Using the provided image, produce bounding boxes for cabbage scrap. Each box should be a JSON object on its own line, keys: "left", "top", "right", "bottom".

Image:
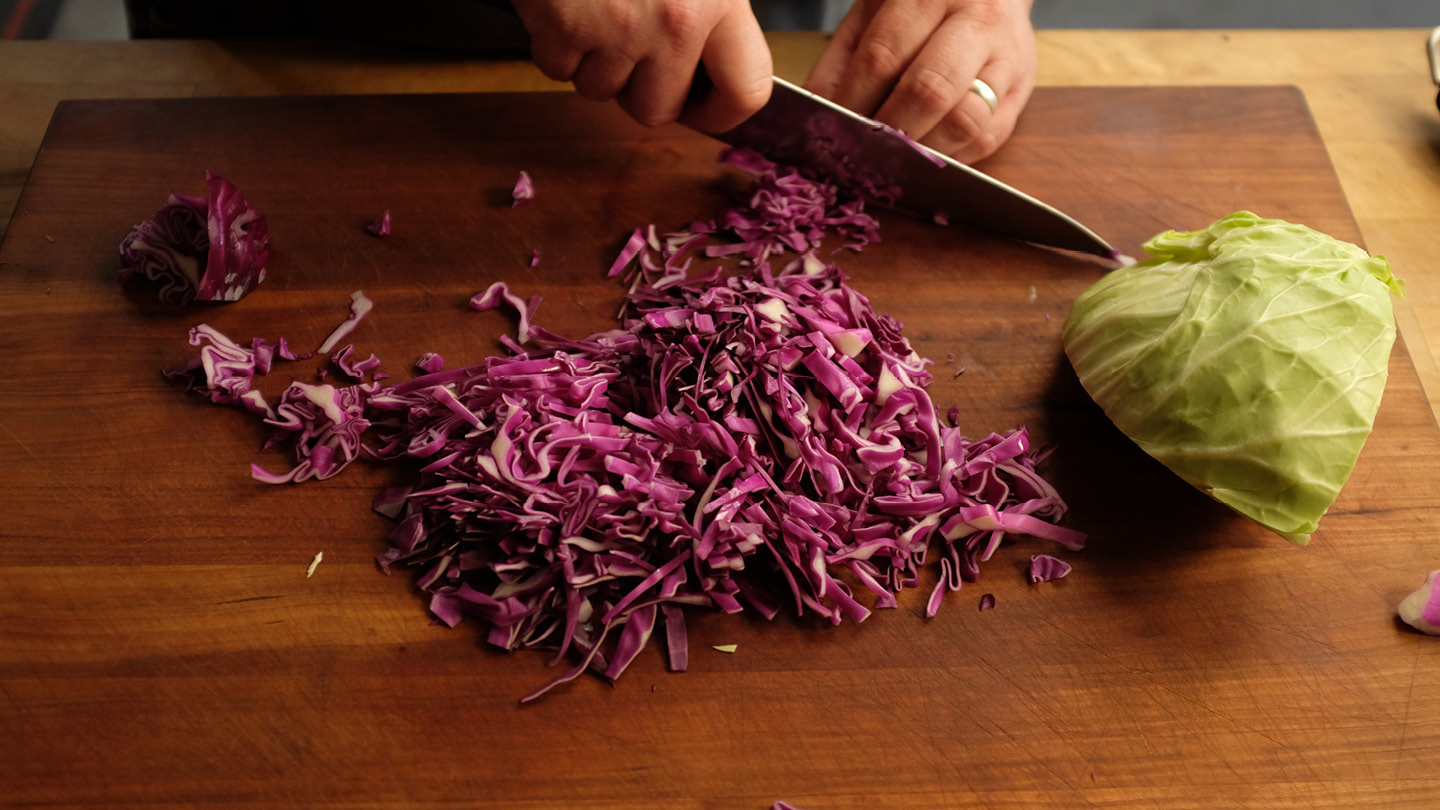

{"left": 414, "top": 353, "right": 445, "bottom": 374}
{"left": 1028, "top": 554, "right": 1072, "bottom": 583}
{"left": 511, "top": 170, "right": 535, "bottom": 206}
{"left": 316, "top": 290, "right": 374, "bottom": 355}
{"left": 1061, "top": 211, "right": 1404, "bottom": 544}
{"left": 365, "top": 209, "right": 392, "bottom": 237}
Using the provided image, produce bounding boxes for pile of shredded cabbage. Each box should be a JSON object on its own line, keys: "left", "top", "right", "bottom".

{"left": 169, "top": 150, "right": 1082, "bottom": 700}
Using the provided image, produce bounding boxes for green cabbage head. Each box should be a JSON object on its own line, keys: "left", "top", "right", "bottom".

{"left": 1061, "top": 211, "right": 1404, "bottom": 545}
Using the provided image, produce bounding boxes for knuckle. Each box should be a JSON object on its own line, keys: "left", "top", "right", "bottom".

{"left": 942, "top": 110, "right": 981, "bottom": 142}
{"left": 969, "top": 131, "right": 1000, "bottom": 160}
{"left": 901, "top": 68, "right": 959, "bottom": 118}
{"left": 600, "top": 5, "right": 642, "bottom": 46}
{"left": 942, "top": 108, "right": 1002, "bottom": 161}
{"left": 536, "top": 10, "right": 587, "bottom": 48}
{"left": 529, "top": 46, "right": 577, "bottom": 81}
{"left": 855, "top": 38, "right": 906, "bottom": 80}
{"left": 656, "top": 1, "right": 705, "bottom": 43}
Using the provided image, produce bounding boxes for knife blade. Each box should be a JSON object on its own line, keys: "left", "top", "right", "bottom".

{"left": 713, "top": 77, "right": 1116, "bottom": 259}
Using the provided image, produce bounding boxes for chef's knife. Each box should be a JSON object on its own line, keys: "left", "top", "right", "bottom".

{"left": 476, "top": 0, "right": 1113, "bottom": 257}
{"left": 714, "top": 76, "right": 1116, "bottom": 258}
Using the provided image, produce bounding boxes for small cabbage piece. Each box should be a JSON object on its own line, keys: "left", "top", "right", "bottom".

{"left": 1398, "top": 570, "right": 1440, "bottom": 636}
{"left": 365, "top": 209, "right": 392, "bottom": 237}
{"left": 118, "top": 172, "right": 270, "bottom": 304}
{"left": 511, "top": 170, "right": 534, "bottom": 206}
{"left": 1028, "top": 554, "right": 1072, "bottom": 583}
{"left": 1061, "top": 211, "right": 1404, "bottom": 544}
{"left": 414, "top": 352, "right": 445, "bottom": 374}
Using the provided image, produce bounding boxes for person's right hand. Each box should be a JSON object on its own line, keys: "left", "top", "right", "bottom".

{"left": 511, "top": 0, "right": 773, "bottom": 133}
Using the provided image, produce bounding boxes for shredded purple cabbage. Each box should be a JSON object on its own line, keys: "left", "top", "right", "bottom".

{"left": 168, "top": 157, "right": 1082, "bottom": 700}
{"left": 119, "top": 172, "right": 270, "bottom": 304}
{"left": 330, "top": 344, "right": 383, "bottom": 381}
{"left": 713, "top": 148, "right": 880, "bottom": 263}
{"left": 251, "top": 382, "right": 376, "bottom": 484}
{"left": 162, "top": 325, "right": 280, "bottom": 418}
{"left": 979, "top": 593, "right": 995, "bottom": 611}
{"left": 366, "top": 209, "right": 392, "bottom": 237}
{"left": 1028, "top": 553, "right": 1073, "bottom": 583}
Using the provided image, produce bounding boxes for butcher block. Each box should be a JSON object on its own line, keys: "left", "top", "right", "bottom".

{"left": 2, "top": 86, "right": 1438, "bottom": 809}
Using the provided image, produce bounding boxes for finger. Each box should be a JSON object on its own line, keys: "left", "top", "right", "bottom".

{"left": 920, "top": 82, "right": 997, "bottom": 163}
{"left": 801, "top": 0, "right": 871, "bottom": 100}
{"left": 680, "top": 8, "right": 772, "bottom": 133}
{"left": 528, "top": 40, "right": 584, "bottom": 83}
{"left": 571, "top": 50, "right": 638, "bottom": 103}
{"left": 509, "top": 0, "right": 584, "bottom": 82}
{"left": 830, "top": 1, "right": 947, "bottom": 117}
{"left": 871, "top": 13, "right": 989, "bottom": 141}
{"left": 926, "top": 66, "right": 1029, "bottom": 164}
{"left": 617, "top": 53, "right": 700, "bottom": 128}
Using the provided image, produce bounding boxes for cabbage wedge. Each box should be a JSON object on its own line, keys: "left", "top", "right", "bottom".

{"left": 1061, "top": 211, "right": 1404, "bottom": 544}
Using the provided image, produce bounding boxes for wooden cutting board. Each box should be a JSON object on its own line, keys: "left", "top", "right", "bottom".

{"left": 3, "top": 88, "right": 1438, "bottom": 809}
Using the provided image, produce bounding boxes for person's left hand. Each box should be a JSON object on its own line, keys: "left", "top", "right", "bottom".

{"left": 804, "top": 0, "right": 1036, "bottom": 164}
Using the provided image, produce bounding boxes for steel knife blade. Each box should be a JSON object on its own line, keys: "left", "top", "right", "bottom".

{"left": 712, "top": 77, "right": 1116, "bottom": 259}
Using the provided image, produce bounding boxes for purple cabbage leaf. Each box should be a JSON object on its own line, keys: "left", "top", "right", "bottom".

{"left": 120, "top": 172, "right": 271, "bottom": 304}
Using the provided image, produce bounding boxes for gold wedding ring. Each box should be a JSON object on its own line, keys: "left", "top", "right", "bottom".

{"left": 969, "top": 78, "right": 999, "bottom": 114}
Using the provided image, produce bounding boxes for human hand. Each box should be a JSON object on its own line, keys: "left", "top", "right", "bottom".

{"left": 511, "top": 0, "right": 773, "bottom": 133}
{"left": 804, "top": 0, "right": 1037, "bottom": 164}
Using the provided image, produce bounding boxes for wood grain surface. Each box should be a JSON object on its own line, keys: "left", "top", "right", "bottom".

{"left": 2, "top": 87, "right": 1438, "bottom": 809}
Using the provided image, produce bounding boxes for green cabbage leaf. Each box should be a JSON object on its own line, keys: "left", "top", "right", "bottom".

{"left": 1061, "top": 211, "right": 1404, "bottom": 544}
